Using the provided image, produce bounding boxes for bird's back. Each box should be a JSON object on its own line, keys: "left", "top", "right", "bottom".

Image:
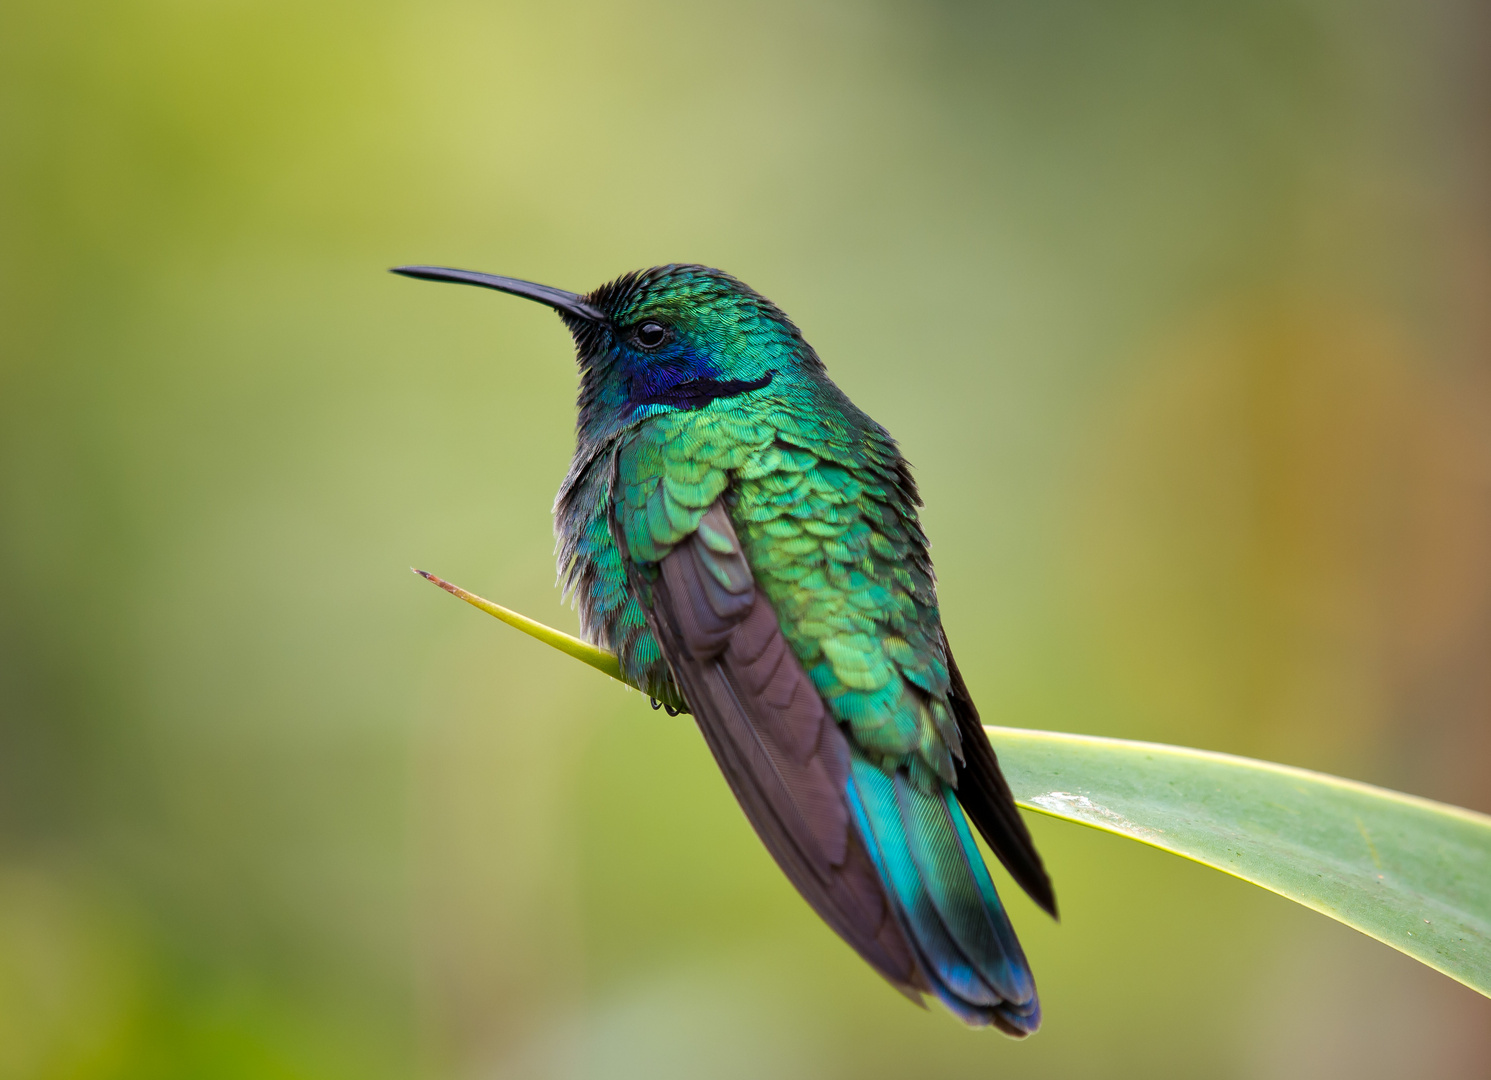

{"left": 596, "top": 376, "right": 1050, "bottom": 1031}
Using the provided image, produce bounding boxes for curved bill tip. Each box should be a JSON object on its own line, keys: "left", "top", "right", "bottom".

{"left": 390, "top": 265, "right": 603, "bottom": 322}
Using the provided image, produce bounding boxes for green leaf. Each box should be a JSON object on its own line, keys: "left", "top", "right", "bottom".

{"left": 415, "top": 571, "right": 1491, "bottom": 997}
{"left": 411, "top": 569, "right": 689, "bottom": 712}
{"left": 987, "top": 726, "right": 1491, "bottom": 997}
{"left": 414, "top": 568, "right": 626, "bottom": 678}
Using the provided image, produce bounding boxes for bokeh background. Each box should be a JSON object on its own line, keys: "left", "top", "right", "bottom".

{"left": 3, "top": 1, "right": 1490, "bottom": 1076}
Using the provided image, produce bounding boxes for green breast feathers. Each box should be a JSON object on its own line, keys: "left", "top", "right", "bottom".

{"left": 612, "top": 396, "right": 962, "bottom": 788}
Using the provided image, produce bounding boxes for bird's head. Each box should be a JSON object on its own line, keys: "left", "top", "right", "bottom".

{"left": 393, "top": 263, "right": 821, "bottom": 444}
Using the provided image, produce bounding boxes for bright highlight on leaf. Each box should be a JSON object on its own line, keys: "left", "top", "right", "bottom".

{"left": 415, "top": 569, "right": 1491, "bottom": 998}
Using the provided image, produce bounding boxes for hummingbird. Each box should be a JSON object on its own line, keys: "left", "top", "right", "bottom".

{"left": 395, "top": 263, "right": 1056, "bottom": 1034}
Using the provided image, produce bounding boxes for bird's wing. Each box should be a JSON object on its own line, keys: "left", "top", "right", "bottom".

{"left": 607, "top": 415, "right": 1047, "bottom": 1028}
{"left": 723, "top": 419, "right": 1057, "bottom": 919}
{"left": 618, "top": 496, "right": 925, "bottom": 993}
{"left": 942, "top": 640, "right": 1057, "bottom": 918}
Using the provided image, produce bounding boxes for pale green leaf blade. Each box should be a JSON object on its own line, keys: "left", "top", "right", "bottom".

{"left": 412, "top": 569, "right": 688, "bottom": 712}
{"left": 414, "top": 574, "right": 1491, "bottom": 997}
{"left": 987, "top": 725, "right": 1491, "bottom": 997}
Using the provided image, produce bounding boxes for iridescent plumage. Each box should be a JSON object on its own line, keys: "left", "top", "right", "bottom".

{"left": 396, "top": 262, "right": 1056, "bottom": 1033}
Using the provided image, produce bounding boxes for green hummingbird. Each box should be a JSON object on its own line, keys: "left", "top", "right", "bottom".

{"left": 395, "top": 263, "right": 1056, "bottom": 1034}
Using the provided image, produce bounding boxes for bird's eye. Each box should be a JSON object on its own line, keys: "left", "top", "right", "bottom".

{"left": 633, "top": 321, "right": 670, "bottom": 349}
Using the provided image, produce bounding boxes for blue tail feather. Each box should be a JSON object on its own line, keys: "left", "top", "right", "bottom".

{"left": 847, "top": 756, "right": 999, "bottom": 1015}
{"left": 942, "top": 785, "right": 1035, "bottom": 1001}
{"left": 897, "top": 771, "right": 1035, "bottom": 1006}
{"left": 845, "top": 747, "right": 1040, "bottom": 1034}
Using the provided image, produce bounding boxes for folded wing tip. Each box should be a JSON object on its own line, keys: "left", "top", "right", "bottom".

{"left": 1028, "top": 875, "right": 1059, "bottom": 921}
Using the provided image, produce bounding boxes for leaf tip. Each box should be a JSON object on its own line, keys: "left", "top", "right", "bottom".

{"left": 413, "top": 568, "right": 462, "bottom": 599}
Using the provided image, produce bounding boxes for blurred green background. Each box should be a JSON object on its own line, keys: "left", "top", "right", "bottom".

{"left": 3, "top": 0, "right": 1490, "bottom": 1076}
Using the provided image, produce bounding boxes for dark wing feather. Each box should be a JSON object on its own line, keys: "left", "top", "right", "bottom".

{"left": 943, "top": 638, "right": 1057, "bottom": 918}
{"left": 626, "top": 500, "right": 925, "bottom": 993}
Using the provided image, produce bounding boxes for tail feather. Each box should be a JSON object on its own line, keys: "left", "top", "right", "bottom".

{"left": 896, "top": 772, "right": 1035, "bottom": 1007}
{"left": 941, "top": 784, "right": 1035, "bottom": 1004}
{"left": 847, "top": 747, "right": 1041, "bottom": 1035}
{"left": 846, "top": 759, "right": 999, "bottom": 1013}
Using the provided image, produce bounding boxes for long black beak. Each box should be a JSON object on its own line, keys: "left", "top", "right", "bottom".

{"left": 391, "top": 265, "right": 604, "bottom": 323}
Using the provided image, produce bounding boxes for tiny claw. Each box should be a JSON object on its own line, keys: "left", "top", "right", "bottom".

{"left": 650, "top": 697, "right": 663, "bottom": 711}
